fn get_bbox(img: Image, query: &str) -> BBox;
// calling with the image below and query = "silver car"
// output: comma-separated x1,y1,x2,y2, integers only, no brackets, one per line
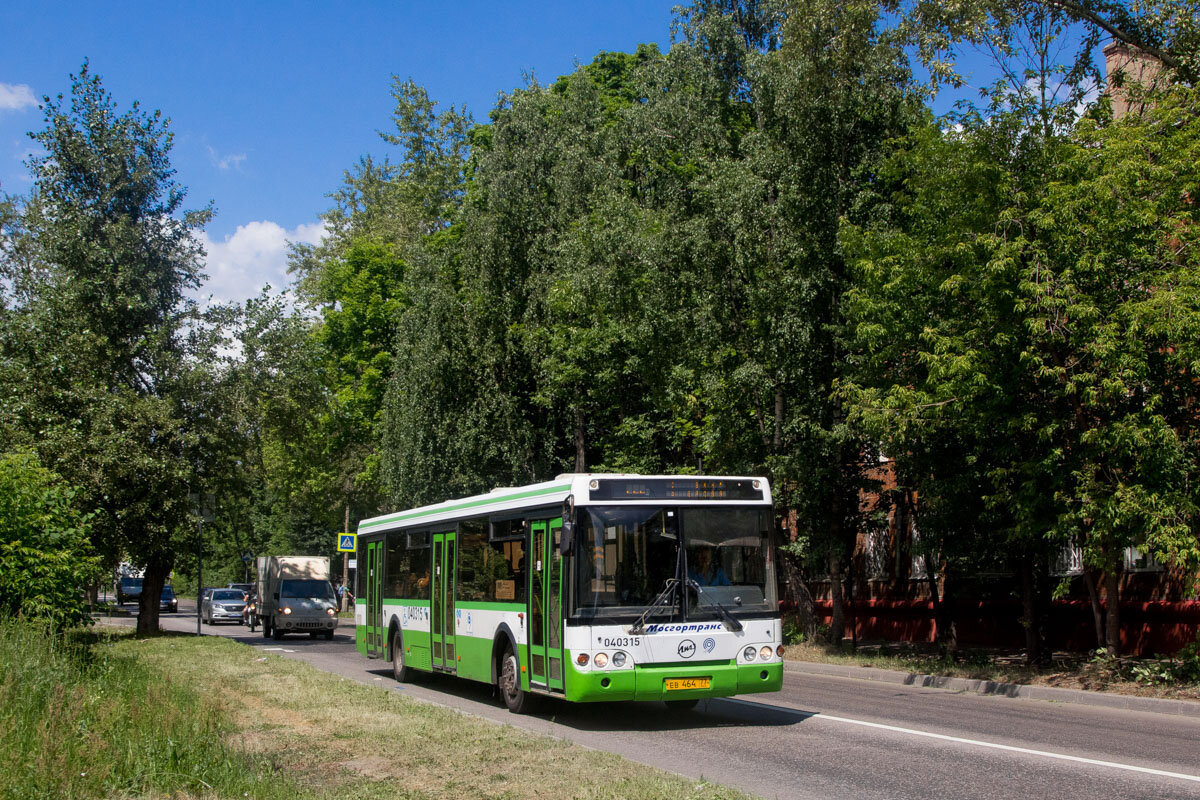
201,588,247,625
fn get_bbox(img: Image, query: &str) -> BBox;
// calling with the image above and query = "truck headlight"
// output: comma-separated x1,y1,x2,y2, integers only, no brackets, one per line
326,608,335,616
282,607,292,615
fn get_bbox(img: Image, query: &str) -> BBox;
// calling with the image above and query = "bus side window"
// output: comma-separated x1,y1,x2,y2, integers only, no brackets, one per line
407,531,431,600
457,519,489,601
385,531,410,599
489,519,527,604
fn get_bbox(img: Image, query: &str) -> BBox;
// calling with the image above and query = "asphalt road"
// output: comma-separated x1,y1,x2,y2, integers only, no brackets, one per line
110,605,1200,800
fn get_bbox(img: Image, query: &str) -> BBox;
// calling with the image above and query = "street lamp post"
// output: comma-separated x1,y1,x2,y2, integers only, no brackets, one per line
192,494,214,637
196,515,203,636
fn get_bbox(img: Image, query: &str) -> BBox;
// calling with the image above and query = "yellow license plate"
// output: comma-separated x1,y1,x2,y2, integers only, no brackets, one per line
664,677,711,691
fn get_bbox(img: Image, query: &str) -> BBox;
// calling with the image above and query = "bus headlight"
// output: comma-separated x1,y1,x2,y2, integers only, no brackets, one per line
743,646,757,662
759,646,774,661
593,652,609,668
611,651,627,668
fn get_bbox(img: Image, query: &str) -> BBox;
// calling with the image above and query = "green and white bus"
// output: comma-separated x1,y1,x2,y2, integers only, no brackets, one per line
354,473,782,712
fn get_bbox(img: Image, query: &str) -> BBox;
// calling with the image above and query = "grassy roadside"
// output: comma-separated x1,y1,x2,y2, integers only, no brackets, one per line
1,620,288,800
784,641,1200,701
3,620,756,800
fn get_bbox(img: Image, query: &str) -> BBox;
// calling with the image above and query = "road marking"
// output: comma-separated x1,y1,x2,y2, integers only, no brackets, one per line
813,711,1200,784
262,647,283,651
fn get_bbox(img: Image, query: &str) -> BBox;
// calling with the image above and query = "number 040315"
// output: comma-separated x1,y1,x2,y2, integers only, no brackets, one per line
601,636,640,648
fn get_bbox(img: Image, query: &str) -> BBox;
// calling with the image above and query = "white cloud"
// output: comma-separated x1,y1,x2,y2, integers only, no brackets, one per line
195,219,326,306
0,83,37,112
206,144,247,171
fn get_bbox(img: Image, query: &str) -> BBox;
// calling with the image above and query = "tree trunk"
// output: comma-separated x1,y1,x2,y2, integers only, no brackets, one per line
925,554,957,654
1105,567,1122,655
1020,554,1039,666
1082,567,1106,649
573,408,586,472
779,542,816,639
136,559,171,636
1020,552,1052,666
829,552,844,647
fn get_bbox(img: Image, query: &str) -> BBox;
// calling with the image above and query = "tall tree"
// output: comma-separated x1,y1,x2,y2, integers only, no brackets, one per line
0,63,215,635
842,60,1200,657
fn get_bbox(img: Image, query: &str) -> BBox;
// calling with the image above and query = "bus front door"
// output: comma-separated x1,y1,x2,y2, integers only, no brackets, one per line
528,518,565,693
431,530,457,672
366,538,384,657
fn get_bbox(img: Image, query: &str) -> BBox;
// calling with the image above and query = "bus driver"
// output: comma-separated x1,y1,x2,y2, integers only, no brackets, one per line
688,547,730,586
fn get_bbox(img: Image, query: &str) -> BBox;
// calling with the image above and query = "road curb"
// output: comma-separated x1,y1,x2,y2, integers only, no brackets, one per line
783,659,1200,718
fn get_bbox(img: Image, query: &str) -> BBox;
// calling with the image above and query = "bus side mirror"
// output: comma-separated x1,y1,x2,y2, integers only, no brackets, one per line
560,494,575,556
559,519,575,556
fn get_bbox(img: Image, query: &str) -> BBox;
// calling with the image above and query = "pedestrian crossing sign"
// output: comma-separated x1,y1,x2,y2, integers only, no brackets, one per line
338,533,357,552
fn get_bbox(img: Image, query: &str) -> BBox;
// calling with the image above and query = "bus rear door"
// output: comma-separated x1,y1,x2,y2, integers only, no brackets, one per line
365,538,385,657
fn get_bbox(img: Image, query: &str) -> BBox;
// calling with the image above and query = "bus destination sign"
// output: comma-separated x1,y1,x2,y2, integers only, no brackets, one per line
590,478,763,501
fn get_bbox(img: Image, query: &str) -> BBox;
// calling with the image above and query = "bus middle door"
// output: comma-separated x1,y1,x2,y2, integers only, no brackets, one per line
431,529,457,672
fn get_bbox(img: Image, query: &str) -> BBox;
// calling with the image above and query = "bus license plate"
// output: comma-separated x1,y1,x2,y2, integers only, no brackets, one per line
664,677,711,691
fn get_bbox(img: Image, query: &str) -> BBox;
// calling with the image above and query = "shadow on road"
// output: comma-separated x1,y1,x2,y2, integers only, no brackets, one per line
364,665,815,733
130,610,818,734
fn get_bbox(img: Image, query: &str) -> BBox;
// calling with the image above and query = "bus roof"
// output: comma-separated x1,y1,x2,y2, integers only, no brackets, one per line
356,473,772,535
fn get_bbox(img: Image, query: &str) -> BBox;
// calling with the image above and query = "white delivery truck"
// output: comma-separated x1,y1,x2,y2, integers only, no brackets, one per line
256,556,339,640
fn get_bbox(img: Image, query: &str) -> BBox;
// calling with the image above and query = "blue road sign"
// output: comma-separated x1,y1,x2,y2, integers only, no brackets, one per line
337,533,357,552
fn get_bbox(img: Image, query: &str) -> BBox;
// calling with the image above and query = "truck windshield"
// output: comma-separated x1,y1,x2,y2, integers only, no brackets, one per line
574,506,774,621
281,580,335,600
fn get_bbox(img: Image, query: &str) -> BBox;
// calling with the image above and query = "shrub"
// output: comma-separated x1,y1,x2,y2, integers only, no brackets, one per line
0,451,101,627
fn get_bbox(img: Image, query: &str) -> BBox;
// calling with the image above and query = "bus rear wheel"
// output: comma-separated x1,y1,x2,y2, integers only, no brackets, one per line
392,632,416,682
499,644,534,714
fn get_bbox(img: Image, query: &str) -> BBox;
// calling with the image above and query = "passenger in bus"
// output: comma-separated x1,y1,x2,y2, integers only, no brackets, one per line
688,548,730,586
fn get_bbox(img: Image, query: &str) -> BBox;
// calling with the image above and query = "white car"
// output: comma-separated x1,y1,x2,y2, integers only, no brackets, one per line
201,588,247,625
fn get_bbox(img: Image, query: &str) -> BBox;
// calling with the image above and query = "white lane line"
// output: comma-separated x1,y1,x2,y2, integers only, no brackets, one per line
814,711,1200,784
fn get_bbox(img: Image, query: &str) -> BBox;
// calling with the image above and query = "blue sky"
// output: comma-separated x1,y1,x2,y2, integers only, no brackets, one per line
1,1,678,304
0,3,1108,306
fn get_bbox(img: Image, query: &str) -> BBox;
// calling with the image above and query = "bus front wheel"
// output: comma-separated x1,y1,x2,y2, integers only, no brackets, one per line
499,644,534,714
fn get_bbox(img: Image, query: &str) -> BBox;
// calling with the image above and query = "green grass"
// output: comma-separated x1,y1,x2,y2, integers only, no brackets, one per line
3,619,757,800
0,619,298,800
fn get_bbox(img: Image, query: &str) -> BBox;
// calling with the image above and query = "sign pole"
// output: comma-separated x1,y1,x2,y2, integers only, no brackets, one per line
337,505,356,613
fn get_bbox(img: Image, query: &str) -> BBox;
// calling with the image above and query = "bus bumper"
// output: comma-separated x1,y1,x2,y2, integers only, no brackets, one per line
563,657,783,703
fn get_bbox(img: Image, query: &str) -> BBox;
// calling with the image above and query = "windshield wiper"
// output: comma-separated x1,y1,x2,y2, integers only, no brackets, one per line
627,578,681,635
628,540,685,635
686,579,744,632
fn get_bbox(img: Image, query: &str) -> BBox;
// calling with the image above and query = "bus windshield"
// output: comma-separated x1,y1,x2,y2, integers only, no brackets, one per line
281,579,335,600
574,506,774,621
